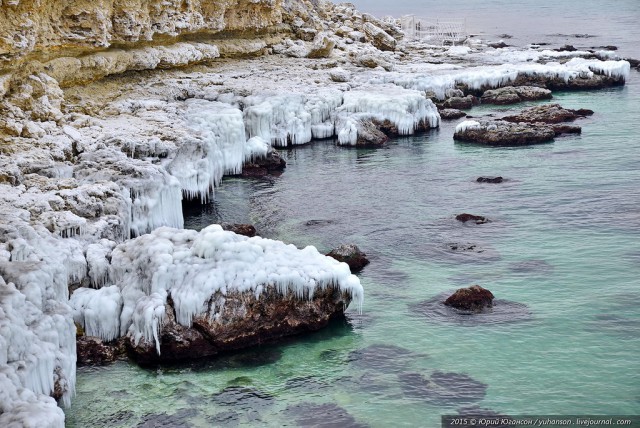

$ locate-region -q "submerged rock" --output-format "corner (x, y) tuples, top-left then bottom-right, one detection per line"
(481, 86), (552, 105)
(347, 344), (419, 372)
(327, 244), (370, 272)
(399, 371), (487, 405)
(285, 402), (367, 428)
(476, 176), (503, 183)
(455, 213), (490, 224)
(444, 285), (495, 312)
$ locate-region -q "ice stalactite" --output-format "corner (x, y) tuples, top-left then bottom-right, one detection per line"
(69, 286), (123, 342)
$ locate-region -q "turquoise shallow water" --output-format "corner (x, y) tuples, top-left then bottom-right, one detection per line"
(66, 74), (640, 427)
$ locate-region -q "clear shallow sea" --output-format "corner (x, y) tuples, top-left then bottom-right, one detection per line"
(65, 6), (640, 426)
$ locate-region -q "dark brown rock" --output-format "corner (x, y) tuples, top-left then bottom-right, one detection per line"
(489, 41), (509, 49)
(241, 148), (286, 177)
(455, 213), (490, 224)
(476, 176), (503, 183)
(454, 120), (556, 146)
(221, 223), (257, 237)
(77, 336), (127, 366)
(326, 244), (370, 272)
(552, 124), (582, 136)
(444, 285), (495, 312)
(503, 104), (593, 124)
(128, 286), (352, 365)
(556, 44), (577, 52)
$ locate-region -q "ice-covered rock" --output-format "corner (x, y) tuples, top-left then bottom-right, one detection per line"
(66, 225), (364, 361)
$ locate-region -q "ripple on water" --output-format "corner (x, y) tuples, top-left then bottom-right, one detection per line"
(399, 371), (488, 406)
(411, 292), (532, 326)
(284, 402), (368, 428)
(508, 259), (554, 276)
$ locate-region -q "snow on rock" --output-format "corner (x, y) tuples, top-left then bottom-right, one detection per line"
(74, 148), (184, 237)
(87, 225), (365, 353)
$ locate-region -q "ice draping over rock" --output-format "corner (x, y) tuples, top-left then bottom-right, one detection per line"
(244, 90), (344, 146)
(455, 121), (481, 133)
(0, 215), (78, 426)
(69, 225), (364, 354)
(392, 59), (631, 99)
(336, 88), (440, 145)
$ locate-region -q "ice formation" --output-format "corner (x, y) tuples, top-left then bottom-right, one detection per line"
(70, 225), (365, 354)
(455, 120), (481, 133)
(393, 59), (631, 99)
(336, 88), (440, 145)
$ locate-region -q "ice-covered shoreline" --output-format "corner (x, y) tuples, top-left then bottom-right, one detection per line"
(0, 0), (634, 425)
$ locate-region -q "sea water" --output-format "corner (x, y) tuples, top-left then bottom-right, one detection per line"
(65, 8), (640, 428)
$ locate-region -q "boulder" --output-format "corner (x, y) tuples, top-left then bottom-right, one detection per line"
(476, 176), (503, 183)
(502, 103), (593, 124)
(353, 119), (389, 146)
(439, 109), (467, 120)
(241, 147), (286, 177)
(128, 286), (352, 365)
(454, 120), (556, 146)
(326, 244), (370, 272)
(444, 285), (495, 312)
(481, 86), (552, 105)
(455, 213), (490, 224)
(221, 223), (257, 237)
(441, 95), (478, 110)
(307, 33), (336, 59)
(362, 22), (396, 51)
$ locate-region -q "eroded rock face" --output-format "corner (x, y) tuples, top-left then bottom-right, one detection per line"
(128, 285), (352, 365)
(481, 86), (552, 105)
(444, 285), (495, 312)
(440, 109), (467, 120)
(327, 244), (370, 273)
(77, 336), (127, 366)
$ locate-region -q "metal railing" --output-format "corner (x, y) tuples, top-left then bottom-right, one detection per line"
(400, 15), (467, 45)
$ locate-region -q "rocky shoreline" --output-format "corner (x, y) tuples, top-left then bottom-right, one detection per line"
(0, 0), (634, 426)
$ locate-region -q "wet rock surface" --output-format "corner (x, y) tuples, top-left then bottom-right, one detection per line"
(502, 103), (593, 124)
(128, 285), (352, 365)
(456, 213), (490, 224)
(76, 336), (127, 366)
(476, 176), (504, 183)
(327, 244), (370, 272)
(481, 86), (552, 104)
(241, 148), (286, 177)
(411, 292), (532, 326)
(221, 223), (257, 237)
(444, 285), (495, 312)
